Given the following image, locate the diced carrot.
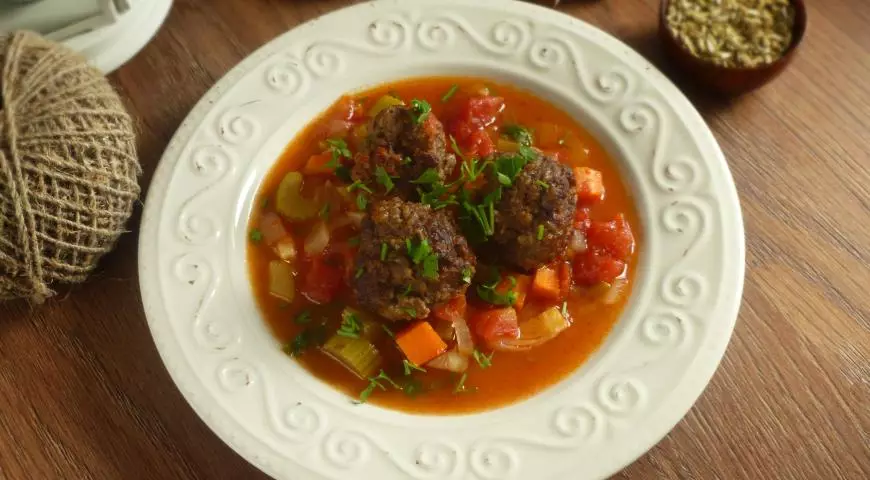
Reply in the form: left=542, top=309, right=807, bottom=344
left=573, top=167, right=604, bottom=204
left=558, top=262, right=572, bottom=299
left=531, top=266, right=562, bottom=301
left=495, top=275, right=531, bottom=311
left=471, top=307, right=519, bottom=344
left=433, top=295, right=467, bottom=323
left=395, top=322, right=448, bottom=366
left=303, top=151, right=334, bottom=175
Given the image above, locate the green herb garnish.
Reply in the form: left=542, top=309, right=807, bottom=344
left=410, top=99, right=432, bottom=124
left=356, top=193, right=368, bottom=211
left=338, top=311, right=362, bottom=338
left=325, top=138, right=352, bottom=166
left=294, top=310, right=312, bottom=325
left=422, top=254, right=439, bottom=279
left=403, top=359, right=427, bottom=375
left=355, top=266, right=365, bottom=279
left=461, top=266, right=473, bottom=284
left=380, top=242, right=389, bottom=261
left=347, top=180, right=373, bottom=194
left=441, top=84, right=459, bottom=103
left=411, top=168, right=440, bottom=185
left=537, top=224, right=545, bottom=240
left=403, top=378, right=424, bottom=397
left=473, top=349, right=494, bottom=369
left=407, top=238, right=432, bottom=264
left=536, top=180, right=550, bottom=189
left=561, top=301, right=569, bottom=318
left=399, top=284, right=413, bottom=298
left=249, top=228, right=263, bottom=243
left=402, top=307, right=418, bottom=317
left=318, top=203, right=330, bottom=220
left=381, top=324, right=395, bottom=338
left=501, top=124, right=534, bottom=146
left=476, top=273, right=517, bottom=306
left=283, top=323, right=328, bottom=357
left=453, top=372, right=472, bottom=394
left=375, top=166, right=395, bottom=193
left=449, top=135, right=466, bottom=161
left=402, top=156, right=413, bottom=165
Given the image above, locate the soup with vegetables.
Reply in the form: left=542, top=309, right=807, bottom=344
left=248, top=77, right=639, bottom=414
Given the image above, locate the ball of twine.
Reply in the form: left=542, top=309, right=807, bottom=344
left=0, top=31, right=141, bottom=302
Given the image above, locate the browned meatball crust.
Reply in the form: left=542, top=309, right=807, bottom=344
left=352, top=197, right=476, bottom=321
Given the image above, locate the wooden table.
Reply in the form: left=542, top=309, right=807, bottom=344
left=1, top=0, right=868, bottom=478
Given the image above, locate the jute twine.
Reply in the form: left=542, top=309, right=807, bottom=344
left=0, top=31, right=140, bottom=303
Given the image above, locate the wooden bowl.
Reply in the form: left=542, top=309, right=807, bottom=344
left=659, top=0, right=807, bottom=95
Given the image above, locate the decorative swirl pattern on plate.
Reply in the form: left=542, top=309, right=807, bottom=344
left=322, top=431, right=372, bottom=469
left=469, top=443, right=519, bottom=480
left=176, top=145, right=232, bottom=245
left=411, top=442, right=461, bottom=478
left=596, top=378, right=646, bottom=417
left=145, top=5, right=733, bottom=480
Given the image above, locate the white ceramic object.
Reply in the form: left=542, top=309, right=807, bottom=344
left=138, top=1, right=745, bottom=479
left=63, top=0, right=171, bottom=73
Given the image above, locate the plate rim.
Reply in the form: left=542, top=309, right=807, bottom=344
left=138, top=1, right=746, bottom=479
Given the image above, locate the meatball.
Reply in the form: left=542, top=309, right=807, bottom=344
left=353, top=197, right=476, bottom=321
left=352, top=105, right=455, bottom=196
left=491, top=155, right=576, bottom=271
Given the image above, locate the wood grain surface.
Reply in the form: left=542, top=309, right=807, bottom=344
left=1, top=0, right=868, bottom=479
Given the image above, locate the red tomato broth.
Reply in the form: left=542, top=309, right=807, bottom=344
left=247, top=77, right=641, bottom=414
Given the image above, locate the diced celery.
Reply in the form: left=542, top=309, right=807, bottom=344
left=275, top=172, right=319, bottom=221
left=268, top=261, right=295, bottom=303
left=322, top=335, right=382, bottom=379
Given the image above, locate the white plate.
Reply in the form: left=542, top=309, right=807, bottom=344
left=138, top=1, right=745, bottom=479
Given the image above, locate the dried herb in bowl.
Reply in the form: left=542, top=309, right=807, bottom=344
left=666, top=0, right=796, bottom=68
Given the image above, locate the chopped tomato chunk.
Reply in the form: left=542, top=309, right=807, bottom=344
left=301, top=254, right=344, bottom=304
left=448, top=95, right=505, bottom=153
left=466, top=129, right=496, bottom=157
left=573, top=167, right=604, bottom=204
left=433, top=295, right=467, bottom=323
left=586, top=214, right=635, bottom=260
left=472, top=307, right=520, bottom=344
left=572, top=249, right=625, bottom=286
left=333, top=95, right=366, bottom=123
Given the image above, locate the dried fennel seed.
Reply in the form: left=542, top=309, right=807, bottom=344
left=666, top=0, right=796, bottom=68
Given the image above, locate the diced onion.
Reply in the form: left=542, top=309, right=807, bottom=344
left=326, top=119, right=353, bottom=137
left=452, top=317, right=474, bottom=356
left=274, top=237, right=297, bottom=262
left=328, top=211, right=365, bottom=232
left=491, top=306, right=569, bottom=352
left=602, top=277, right=627, bottom=305
left=268, top=261, right=295, bottom=303
left=259, top=211, right=288, bottom=245
left=426, top=349, right=468, bottom=372
left=570, top=229, right=587, bottom=254
left=304, top=221, right=330, bottom=256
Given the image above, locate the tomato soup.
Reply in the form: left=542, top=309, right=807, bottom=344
left=248, top=77, right=640, bottom=414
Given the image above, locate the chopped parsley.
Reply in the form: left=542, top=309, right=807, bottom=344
left=461, top=266, right=474, bottom=284
left=422, top=254, right=439, bottom=279
left=325, top=138, right=351, bottom=167
left=537, top=224, right=545, bottom=241
left=355, top=266, right=365, bottom=279
left=380, top=242, right=389, bottom=261
left=283, top=323, right=328, bottom=357
left=536, top=180, right=550, bottom=189
left=403, top=359, right=427, bottom=375
left=449, top=135, right=466, bottom=161
left=359, top=370, right=401, bottom=402
left=249, top=228, right=263, bottom=243
left=473, top=349, right=494, bottom=369
left=418, top=182, right=457, bottom=210
left=293, top=310, right=312, bottom=325
left=411, top=168, right=440, bottom=185
left=402, top=155, right=413, bottom=165
left=453, top=372, right=472, bottom=394
left=402, top=378, right=424, bottom=397
left=347, top=180, right=373, bottom=194
left=460, top=157, right=488, bottom=183
left=375, top=166, right=395, bottom=193
left=337, top=310, right=363, bottom=338
left=402, top=306, right=418, bottom=317
left=407, top=238, right=432, bottom=264
left=318, top=203, right=330, bottom=220
left=356, top=193, right=368, bottom=210
left=399, top=284, right=413, bottom=298
left=476, top=273, right=517, bottom=306
left=496, top=171, right=512, bottom=186
left=561, top=301, right=569, bottom=318
left=441, top=84, right=459, bottom=103
left=410, top=99, right=432, bottom=124
left=501, top=124, right=534, bottom=146
left=381, top=324, right=395, bottom=338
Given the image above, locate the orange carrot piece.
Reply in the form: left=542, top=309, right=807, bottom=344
left=395, top=322, right=448, bottom=366
left=495, top=275, right=531, bottom=311
left=573, top=167, right=604, bottom=204
left=303, top=151, right=334, bottom=175
left=532, top=266, right=562, bottom=301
